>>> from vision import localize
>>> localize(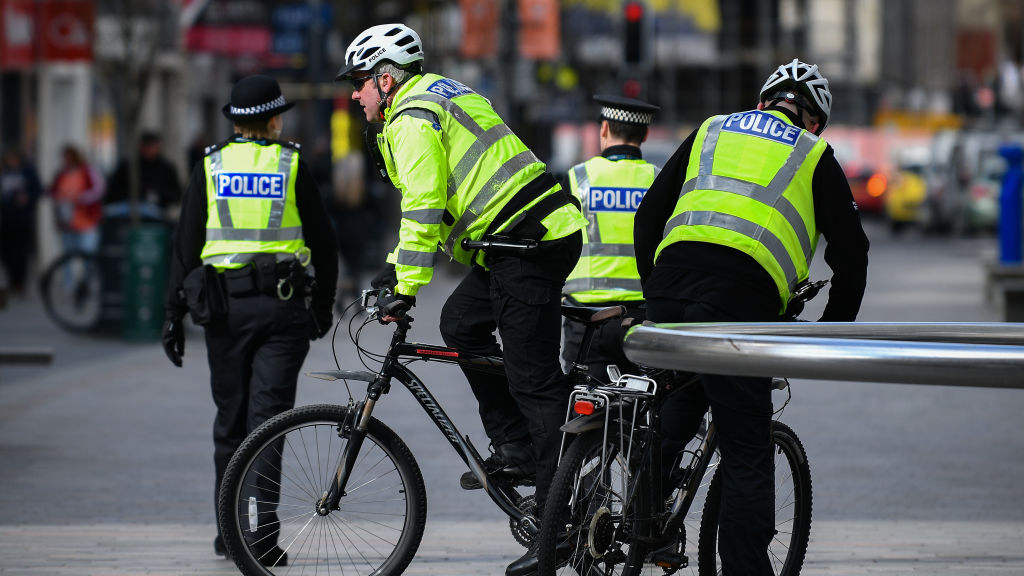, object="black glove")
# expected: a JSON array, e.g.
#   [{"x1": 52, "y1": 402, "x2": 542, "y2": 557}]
[
  {"x1": 162, "y1": 318, "x2": 184, "y2": 367},
  {"x1": 309, "y1": 306, "x2": 334, "y2": 340},
  {"x1": 370, "y1": 263, "x2": 398, "y2": 290},
  {"x1": 377, "y1": 293, "x2": 415, "y2": 323}
]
